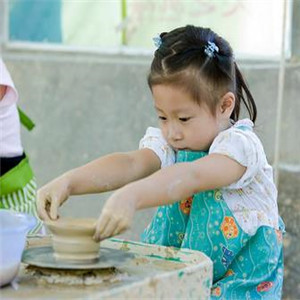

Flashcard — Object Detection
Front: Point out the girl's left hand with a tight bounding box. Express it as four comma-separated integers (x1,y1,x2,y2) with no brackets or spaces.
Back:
94,186,138,242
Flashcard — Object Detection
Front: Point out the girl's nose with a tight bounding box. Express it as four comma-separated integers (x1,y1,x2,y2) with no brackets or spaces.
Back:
167,124,183,141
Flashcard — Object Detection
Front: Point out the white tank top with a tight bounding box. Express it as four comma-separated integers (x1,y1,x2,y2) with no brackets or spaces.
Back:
0,58,23,157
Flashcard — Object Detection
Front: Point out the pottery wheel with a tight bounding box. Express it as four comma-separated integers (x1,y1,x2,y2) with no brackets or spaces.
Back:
24,265,129,286
22,246,135,270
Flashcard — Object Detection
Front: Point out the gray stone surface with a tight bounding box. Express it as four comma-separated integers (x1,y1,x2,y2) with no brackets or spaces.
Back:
1,49,299,299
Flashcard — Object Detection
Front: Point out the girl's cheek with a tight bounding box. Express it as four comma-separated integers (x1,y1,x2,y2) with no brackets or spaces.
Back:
161,127,169,141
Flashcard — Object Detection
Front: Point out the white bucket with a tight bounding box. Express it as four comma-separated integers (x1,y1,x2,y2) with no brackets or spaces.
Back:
0,210,36,287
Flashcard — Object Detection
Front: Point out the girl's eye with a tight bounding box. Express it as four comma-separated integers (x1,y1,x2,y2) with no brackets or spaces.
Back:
158,116,167,121
179,117,190,122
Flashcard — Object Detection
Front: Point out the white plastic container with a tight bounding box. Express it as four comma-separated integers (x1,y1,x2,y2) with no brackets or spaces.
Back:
0,210,36,287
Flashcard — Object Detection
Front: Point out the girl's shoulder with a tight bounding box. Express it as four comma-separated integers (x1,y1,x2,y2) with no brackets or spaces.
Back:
211,118,262,151
142,126,163,137
139,127,176,168
209,119,269,188
231,119,254,132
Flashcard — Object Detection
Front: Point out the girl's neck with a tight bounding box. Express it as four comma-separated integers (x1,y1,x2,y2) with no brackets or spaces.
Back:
218,119,232,133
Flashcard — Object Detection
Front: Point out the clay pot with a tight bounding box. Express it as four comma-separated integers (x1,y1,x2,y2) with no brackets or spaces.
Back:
45,218,100,263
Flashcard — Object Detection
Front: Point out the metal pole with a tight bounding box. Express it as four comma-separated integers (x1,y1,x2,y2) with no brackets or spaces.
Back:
273,0,289,186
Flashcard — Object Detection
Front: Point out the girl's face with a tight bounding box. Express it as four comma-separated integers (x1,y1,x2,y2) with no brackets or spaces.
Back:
152,84,231,152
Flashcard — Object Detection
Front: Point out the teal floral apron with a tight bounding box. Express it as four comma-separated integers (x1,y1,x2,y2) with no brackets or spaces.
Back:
142,151,284,299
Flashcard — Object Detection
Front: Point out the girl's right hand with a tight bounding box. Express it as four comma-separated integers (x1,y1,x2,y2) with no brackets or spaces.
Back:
37,174,71,221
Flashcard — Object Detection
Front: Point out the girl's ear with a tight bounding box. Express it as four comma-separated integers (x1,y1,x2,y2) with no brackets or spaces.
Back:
219,92,235,117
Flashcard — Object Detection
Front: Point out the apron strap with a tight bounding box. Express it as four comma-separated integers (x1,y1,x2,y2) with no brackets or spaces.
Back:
18,106,35,131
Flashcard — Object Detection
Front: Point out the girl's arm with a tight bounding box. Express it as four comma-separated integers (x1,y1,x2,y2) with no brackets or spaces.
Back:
66,149,161,195
37,148,161,220
94,153,246,241
134,153,246,209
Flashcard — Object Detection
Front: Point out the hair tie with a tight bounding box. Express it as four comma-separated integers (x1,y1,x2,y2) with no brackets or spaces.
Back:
204,41,219,58
153,35,162,49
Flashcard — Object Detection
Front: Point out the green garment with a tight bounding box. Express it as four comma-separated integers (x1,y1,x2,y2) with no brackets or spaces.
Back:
0,108,42,234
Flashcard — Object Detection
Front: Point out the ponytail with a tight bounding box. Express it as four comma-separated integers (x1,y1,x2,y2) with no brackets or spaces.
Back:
233,62,257,123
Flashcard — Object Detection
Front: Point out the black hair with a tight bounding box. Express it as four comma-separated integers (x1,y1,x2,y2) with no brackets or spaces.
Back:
148,25,257,123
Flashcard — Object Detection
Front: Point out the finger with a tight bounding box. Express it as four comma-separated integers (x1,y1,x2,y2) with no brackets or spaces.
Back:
36,191,51,221
115,219,130,235
112,223,126,237
100,218,120,241
45,200,52,219
50,195,60,220
94,213,110,242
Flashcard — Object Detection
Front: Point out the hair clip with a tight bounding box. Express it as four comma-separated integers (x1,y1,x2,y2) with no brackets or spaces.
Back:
204,41,219,58
153,35,162,49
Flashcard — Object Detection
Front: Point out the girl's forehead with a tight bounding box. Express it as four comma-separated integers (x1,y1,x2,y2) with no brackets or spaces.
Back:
152,84,188,96
153,95,203,115
152,85,195,104
154,104,195,114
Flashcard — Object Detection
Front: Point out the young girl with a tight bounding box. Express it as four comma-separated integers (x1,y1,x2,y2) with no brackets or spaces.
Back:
37,25,284,299
0,58,42,233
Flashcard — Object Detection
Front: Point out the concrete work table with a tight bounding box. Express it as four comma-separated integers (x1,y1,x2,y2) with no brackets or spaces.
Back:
1,236,213,299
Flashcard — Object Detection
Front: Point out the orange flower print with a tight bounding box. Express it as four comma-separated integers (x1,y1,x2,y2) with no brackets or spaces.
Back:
211,286,222,297
221,216,239,239
225,269,234,277
180,196,193,214
256,281,273,292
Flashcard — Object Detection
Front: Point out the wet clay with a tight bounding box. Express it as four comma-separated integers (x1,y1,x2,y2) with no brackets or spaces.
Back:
45,218,100,263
